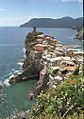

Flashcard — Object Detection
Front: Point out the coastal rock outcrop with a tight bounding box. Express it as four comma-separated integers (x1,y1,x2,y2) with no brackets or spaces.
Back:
9,60,40,84
74,28,83,40
9,28,42,84
9,27,53,99
9,27,83,99
30,67,49,99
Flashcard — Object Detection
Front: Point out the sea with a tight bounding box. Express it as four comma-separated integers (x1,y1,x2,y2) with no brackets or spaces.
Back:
0,27,83,118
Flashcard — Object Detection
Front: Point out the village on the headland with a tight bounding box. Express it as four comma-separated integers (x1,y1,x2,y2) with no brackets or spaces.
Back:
8,27,83,99
24,27,83,99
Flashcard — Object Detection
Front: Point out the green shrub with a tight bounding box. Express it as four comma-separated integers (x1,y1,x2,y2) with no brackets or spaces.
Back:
73,65,80,75
30,73,84,119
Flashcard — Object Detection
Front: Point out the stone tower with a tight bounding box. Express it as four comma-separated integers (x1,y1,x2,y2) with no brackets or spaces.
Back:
32,26,37,33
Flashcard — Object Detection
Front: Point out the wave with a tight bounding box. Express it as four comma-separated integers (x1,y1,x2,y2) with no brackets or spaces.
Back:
3,69,22,87
9,74,15,79
0,82,3,87
23,48,26,53
2,74,14,87
23,48,26,58
3,79,10,86
3,74,15,86
17,62,23,66
3,74,15,87
23,54,26,58
13,70,22,75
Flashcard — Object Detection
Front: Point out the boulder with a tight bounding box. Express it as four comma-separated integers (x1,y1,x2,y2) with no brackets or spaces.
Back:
9,74,23,84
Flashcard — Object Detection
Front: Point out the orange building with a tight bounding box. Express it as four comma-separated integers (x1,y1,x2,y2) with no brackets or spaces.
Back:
35,44,47,53
65,66,76,71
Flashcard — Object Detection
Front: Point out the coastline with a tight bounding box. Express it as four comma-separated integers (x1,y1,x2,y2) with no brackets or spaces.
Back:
3,27,83,119
9,27,83,98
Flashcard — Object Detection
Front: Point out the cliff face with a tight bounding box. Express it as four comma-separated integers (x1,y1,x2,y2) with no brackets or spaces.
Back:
9,30,43,84
24,30,49,98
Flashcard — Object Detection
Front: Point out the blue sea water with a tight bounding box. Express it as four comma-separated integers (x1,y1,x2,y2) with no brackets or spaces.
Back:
0,27,82,118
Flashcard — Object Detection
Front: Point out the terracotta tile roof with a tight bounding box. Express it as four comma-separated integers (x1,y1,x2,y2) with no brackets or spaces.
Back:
65,66,76,71
35,44,47,52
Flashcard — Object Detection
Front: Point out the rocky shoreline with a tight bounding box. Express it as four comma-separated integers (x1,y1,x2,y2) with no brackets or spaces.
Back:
74,28,83,40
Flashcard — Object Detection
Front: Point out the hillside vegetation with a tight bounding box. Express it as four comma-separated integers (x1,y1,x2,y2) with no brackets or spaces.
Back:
30,73,84,119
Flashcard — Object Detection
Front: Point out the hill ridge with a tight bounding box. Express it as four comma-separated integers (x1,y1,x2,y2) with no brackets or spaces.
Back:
20,16,83,30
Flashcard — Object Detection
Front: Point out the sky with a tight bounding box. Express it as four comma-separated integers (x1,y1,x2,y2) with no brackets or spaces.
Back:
0,0,83,26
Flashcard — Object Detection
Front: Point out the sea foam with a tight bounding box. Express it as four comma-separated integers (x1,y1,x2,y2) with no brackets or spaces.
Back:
3,79,10,86
17,62,23,66
23,48,26,53
3,74,15,86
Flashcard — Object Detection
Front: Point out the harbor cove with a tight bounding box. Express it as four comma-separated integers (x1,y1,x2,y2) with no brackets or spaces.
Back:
0,27,83,118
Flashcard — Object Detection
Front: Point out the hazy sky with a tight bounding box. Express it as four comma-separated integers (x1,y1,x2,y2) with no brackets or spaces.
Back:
0,0,83,26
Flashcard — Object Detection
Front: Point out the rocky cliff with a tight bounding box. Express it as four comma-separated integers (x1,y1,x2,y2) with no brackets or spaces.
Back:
9,28,48,98
9,27,83,99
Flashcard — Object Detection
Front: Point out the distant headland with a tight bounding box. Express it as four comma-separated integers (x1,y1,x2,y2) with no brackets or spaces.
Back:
20,16,83,31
